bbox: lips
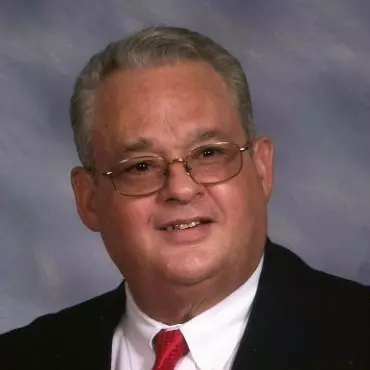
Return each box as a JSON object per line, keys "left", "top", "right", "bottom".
{"left": 158, "top": 217, "right": 213, "bottom": 231}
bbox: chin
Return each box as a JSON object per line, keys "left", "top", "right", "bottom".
{"left": 163, "top": 252, "right": 223, "bottom": 286}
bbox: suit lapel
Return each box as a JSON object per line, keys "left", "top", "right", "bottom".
{"left": 86, "top": 244, "right": 307, "bottom": 370}
{"left": 231, "top": 241, "right": 311, "bottom": 370}
{"left": 84, "top": 283, "right": 127, "bottom": 370}
{"left": 52, "top": 282, "right": 127, "bottom": 370}
{"left": 51, "top": 242, "right": 313, "bottom": 370}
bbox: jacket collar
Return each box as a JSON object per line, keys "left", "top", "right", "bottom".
{"left": 231, "top": 239, "right": 310, "bottom": 370}
{"left": 79, "top": 239, "right": 308, "bottom": 370}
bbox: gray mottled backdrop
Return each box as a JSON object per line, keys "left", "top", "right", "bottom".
{"left": 1, "top": 0, "right": 369, "bottom": 333}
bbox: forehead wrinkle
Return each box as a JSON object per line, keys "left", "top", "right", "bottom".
{"left": 94, "top": 63, "right": 244, "bottom": 164}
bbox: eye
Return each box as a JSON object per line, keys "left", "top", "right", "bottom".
{"left": 118, "top": 157, "right": 163, "bottom": 177}
{"left": 198, "top": 146, "right": 225, "bottom": 158}
{"left": 124, "top": 160, "right": 152, "bottom": 174}
{"left": 131, "top": 161, "right": 150, "bottom": 172}
{"left": 201, "top": 147, "right": 217, "bottom": 157}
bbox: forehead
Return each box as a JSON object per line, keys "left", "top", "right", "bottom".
{"left": 92, "top": 62, "right": 245, "bottom": 160}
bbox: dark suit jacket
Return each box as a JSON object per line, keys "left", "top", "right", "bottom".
{"left": 1, "top": 240, "right": 369, "bottom": 370}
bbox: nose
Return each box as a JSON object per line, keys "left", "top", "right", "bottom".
{"left": 157, "top": 160, "right": 204, "bottom": 204}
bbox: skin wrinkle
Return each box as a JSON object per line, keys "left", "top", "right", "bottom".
{"left": 105, "top": 129, "right": 237, "bottom": 172}
{"left": 93, "top": 63, "right": 241, "bottom": 165}
{"left": 71, "top": 61, "right": 273, "bottom": 324}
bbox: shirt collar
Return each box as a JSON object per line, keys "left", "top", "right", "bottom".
{"left": 124, "top": 254, "right": 264, "bottom": 369}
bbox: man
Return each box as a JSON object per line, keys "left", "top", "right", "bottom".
{"left": 0, "top": 26, "right": 369, "bottom": 370}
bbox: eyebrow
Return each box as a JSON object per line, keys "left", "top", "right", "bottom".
{"left": 188, "top": 128, "right": 229, "bottom": 146}
{"left": 116, "top": 128, "right": 230, "bottom": 157}
{"left": 116, "top": 138, "right": 154, "bottom": 157}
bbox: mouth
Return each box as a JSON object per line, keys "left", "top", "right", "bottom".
{"left": 159, "top": 218, "right": 213, "bottom": 232}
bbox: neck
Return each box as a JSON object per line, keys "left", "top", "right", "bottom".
{"left": 127, "top": 254, "right": 262, "bottom": 325}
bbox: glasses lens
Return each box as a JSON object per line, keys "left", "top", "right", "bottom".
{"left": 112, "top": 156, "right": 165, "bottom": 195}
{"left": 188, "top": 142, "right": 242, "bottom": 184}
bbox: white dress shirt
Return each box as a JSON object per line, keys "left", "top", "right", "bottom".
{"left": 111, "top": 256, "right": 263, "bottom": 370}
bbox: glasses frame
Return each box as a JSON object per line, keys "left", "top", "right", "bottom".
{"left": 91, "top": 141, "right": 251, "bottom": 197}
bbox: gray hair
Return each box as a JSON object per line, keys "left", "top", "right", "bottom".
{"left": 70, "top": 26, "right": 255, "bottom": 168}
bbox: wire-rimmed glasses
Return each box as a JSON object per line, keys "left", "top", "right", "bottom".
{"left": 90, "top": 141, "right": 251, "bottom": 196}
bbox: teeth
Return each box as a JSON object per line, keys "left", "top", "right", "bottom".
{"left": 165, "top": 220, "right": 201, "bottom": 231}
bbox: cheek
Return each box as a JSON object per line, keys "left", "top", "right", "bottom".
{"left": 96, "top": 194, "right": 158, "bottom": 275}
{"left": 210, "top": 177, "right": 252, "bottom": 219}
{"left": 97, "top": 192, "right": 154, "bottom": 245}
{"left": 209, "top": 169, "right": 264, "bottom": 234}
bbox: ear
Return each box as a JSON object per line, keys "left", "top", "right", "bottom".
{"left": 70, "top": 167, "right": 100, "bottom": 232}
{"left": 251, "top": 137, "right": 274, "bottom": 201}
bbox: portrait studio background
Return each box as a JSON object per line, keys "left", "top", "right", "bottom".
{"left": 1, "top": 0, "right": 369, "bottom": 333}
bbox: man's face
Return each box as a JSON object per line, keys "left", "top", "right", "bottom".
{"left": 72, "top": 62, "right": 273, "bottom": 291}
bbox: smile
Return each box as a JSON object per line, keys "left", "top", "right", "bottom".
{"left": 165, "top": 220, "right": 201, "bottom": 231}
{"left": 159, "top": 218, "right": 213, "bottom": 244}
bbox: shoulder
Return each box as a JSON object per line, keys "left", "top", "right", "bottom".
{"left": 269, "top": 240, "right": 368, "bottom": 294}
{"left": 0, "top": 284, "right": 125, "bottom": 368}
{"left": 255, "top": 240, "right": 370, "bottom": 366}
{"left": 265, "top": 240, "right": 369, "bottom": 339}
{"left": 0, "top": 285, "right": 121, "bottom": 337}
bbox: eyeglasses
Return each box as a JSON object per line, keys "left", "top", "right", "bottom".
{"left": 91, "top": 141, "right": 251, "bottom": 197}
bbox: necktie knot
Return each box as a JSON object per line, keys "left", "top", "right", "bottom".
{"left": 152, "top": 329, "right": 189, "bottom": 370}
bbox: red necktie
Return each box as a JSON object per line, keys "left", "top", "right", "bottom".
{"left": 152, "top": 329, "right": 189, "bottom": 370}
